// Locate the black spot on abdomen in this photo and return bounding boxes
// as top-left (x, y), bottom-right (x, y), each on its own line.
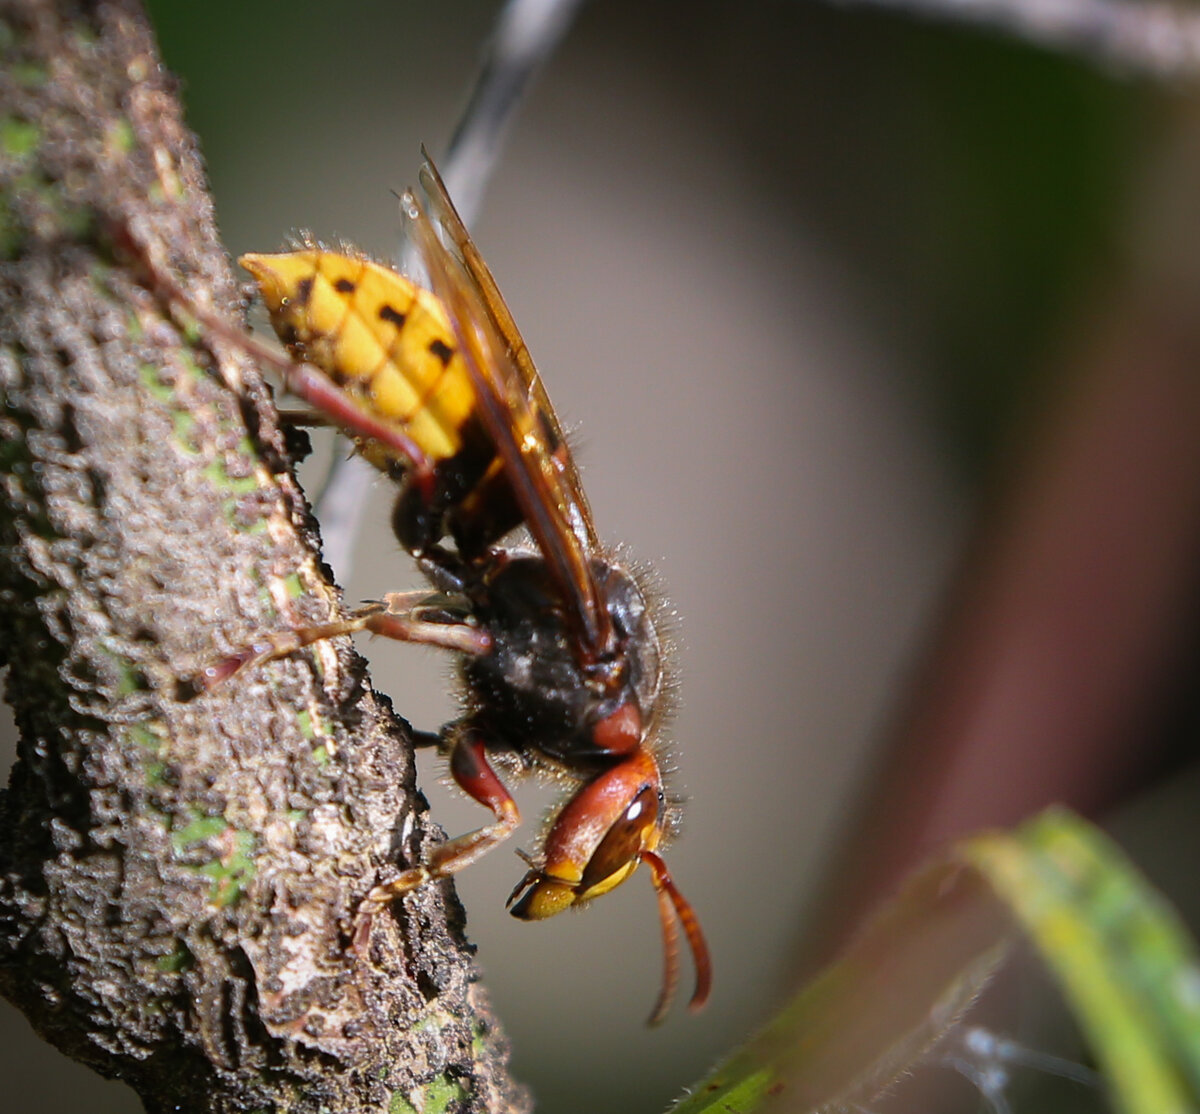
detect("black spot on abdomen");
top-left (429, 338), bottom-right (454, 366)
top-left (379, 304), bottom-right (407, 328)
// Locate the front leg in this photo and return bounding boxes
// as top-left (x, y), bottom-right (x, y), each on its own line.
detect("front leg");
top-left (361, 726), bottom-right (521, 909)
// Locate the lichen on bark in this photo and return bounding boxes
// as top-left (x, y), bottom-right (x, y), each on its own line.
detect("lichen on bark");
top-left (0, 1), bottom-right (525, 1111)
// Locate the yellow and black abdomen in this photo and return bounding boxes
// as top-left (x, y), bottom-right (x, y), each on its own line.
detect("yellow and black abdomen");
top-left (241, 250), bottom-right (520, 556)
top-left (240, 250), bottom-right (476, 464)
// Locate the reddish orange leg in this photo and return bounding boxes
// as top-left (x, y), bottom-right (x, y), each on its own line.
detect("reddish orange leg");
top-left (361, 728), bottom-right (521, 909)
top-left (642, 850), bottom-right (713, 1026)
top-left (201, 591), bottom-right (491, 689)
top-left (115, 228), bottom-right (439, 500)
top-left (267, 357), bottom-right (437, 502)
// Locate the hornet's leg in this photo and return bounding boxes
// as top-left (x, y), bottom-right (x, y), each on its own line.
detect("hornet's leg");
top-left (115, 225), bottom-right (439, 498)
top-left (362, 726), bottom-right (521, 909)
top-left (200, 591), bottom-right (491, 689)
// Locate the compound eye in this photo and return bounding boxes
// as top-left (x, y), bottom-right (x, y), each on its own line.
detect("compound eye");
top-left (579, 784), bottom-right (662, 893)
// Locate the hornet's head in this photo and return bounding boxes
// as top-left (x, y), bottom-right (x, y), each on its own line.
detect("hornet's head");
top-left (507, 746), bottom-right (711, 1025)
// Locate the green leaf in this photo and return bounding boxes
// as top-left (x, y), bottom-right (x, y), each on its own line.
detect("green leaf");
top-left (670, 861), bottom-right (1011, 1114)
top-left (965, 808), bottom-right (1200, 1114)
top-left (670, 808), bottom-right (1200, 1114)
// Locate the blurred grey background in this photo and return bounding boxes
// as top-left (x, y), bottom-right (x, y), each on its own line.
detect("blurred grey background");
top-left (5, 1), bottom-right (1193, 1112)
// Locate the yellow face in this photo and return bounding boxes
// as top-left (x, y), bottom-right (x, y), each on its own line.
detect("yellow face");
top-left (509, 779), bottom-right (663, 920)
top-left (512, 859), bottom-right (646, 920)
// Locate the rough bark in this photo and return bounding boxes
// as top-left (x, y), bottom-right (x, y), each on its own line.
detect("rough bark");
top-left (0, 1), bottom-right (526, 1111)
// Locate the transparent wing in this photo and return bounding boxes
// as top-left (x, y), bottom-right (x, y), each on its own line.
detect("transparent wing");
top-left (405, 156), bottom-right (613, 659)
top-left (417, 155), bottom-right (600, 552)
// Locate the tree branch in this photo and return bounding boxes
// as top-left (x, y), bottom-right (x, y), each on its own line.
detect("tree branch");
top-left (0, 1), bottom-right (526, 1110)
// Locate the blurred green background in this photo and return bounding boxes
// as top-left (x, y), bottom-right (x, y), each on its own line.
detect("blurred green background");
top-left (6, 1), bottom-right (1193, 1112)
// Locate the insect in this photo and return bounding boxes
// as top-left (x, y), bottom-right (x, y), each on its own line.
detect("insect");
top-left (211, 156), bottom-right (711, 1025)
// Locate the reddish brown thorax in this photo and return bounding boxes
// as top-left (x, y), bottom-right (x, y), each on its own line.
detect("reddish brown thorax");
top-left (592, 701), bottom-right (643, 754)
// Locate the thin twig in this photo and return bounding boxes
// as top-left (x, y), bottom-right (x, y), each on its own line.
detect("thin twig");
top-left (834, 0), bottom-right (1200, 78)
top-left (440, 0), bottom-right (589, 228)
top-left (314, 0), bottom-right (587, 578)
